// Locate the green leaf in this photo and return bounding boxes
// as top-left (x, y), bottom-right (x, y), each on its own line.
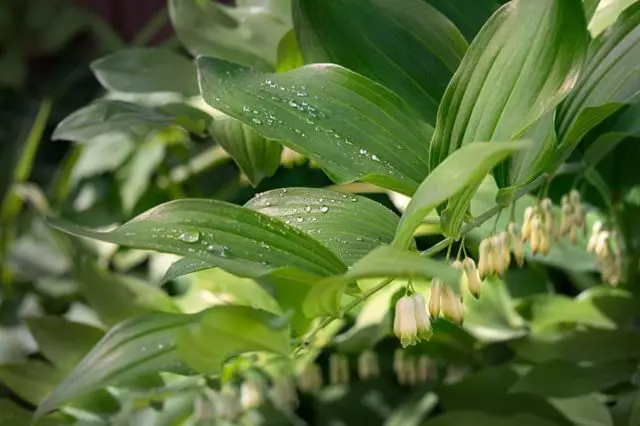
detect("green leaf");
top-left (0, 399), bottom-right (73, 426)
top-left (424, 412), bottom-right (557, 426)
top-left (53, 100), bottom-right (211, 142)
top-left (245, 187), bottom-right (401, 265)
top-left (528, 295), bottom-right (617, 332)
top-left (163, 257), bottom-right (213, 282)
top-left (423, 0), bottom-right (500, 42)
top-left (386, 392), bottom-right (438, 426)
top-left (293, 0), bottom-right (468, 123)
top-left (612, 390), bottom-right (640, 426)
top-left (196, 57), bottom-right (433, 195)
top-left (549, 394), bottom-right (614, 426)
top-left (429, 0), bottom-right (588, 234)
top-left (277, 29), bottom-right (304, 72)
top-left (463, 277), bottom-right (527, 342)
top-left (70, 131), bottom-right (137, 179)
top-left (511, 360), bottom-right (636, 398)
top-left (34, 312), bottom-right (199, 419)
top-left (588, 0), bottom-right (638, 36)
top-left (394, 141), bottom-right (528, 246)
top-left (48, 199), bottom-right (346, 280)
top-left (556, 3), bottom-right (640, 161)
top-left (176, 306), bottom-right (289, 374)
top-left (302, 245), bottom-right (460, 317)
top-left (91, 48), bottom-right (199, 96)
top-left (169, 0), bottom-right (290, 70)
top-left (209, 114), bottom-right (282, 187)
top-left (25, 316), bottom-right (104, 371)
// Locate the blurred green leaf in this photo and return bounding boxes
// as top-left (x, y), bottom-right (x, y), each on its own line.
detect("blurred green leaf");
top-left (424, 412), bottom-right (557, 426)
top-left (49, 199), bottom-right (346, 279)
top-left (548, 394), bottom-right (614, 426)
top-left (293, 0), bottom-right (468, 123)
top-left (209, 114), bottom-right (282, 187)
top-left (385, 392), bottom-right (438, 426)
top-left (556, 3), bottom-right (640, 162)
top-left (25, 316), bottom-right (104, 371)
top-left (395, 141), bottom-right (528, 245)
top-left (176, 305), bottom-right (289, 374)
top-left (169, 0), bottom-right (290, 70)
top-left (512, 360), bottom-right (635, 398)
top-left (245, 187), bottom-right (401, 265)
top-left (423, 0), bottom-right (500, 42)
top-left (612, 390), bottom-right (640, 426)
top-left (35, 312), bottom-right (199, 419)
top-left (197, 57), bottom-right (433, 195)
top-left (0, 399), bottom-right (74, 426)
top-left (528, 294), bottom-right (617, 332)
top-left (91, 48), bottom-right (199, 95)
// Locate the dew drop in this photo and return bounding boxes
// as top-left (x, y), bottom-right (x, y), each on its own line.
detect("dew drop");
top-left (304, 205), bottom-right (312, 212)
top-left (320, 206), bottom-right (329, 213)
top-left (251, 118), bottom-right (262, 125)
top-left (371, 154), bottom-right (379, 161)
top-left (178, 231), bottom-right (200, 243)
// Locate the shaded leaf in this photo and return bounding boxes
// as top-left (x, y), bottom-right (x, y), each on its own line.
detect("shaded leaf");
top-left (245, 187), bottom-right (401, 265)
top-left (0, 399), bottom-right (73, 426)
top-left (549, 394), bottom-right (614, 426)
top-left (35, 312), bottom-right (199, 419)
top-left (528, 294), bottom-right (617, 332)
top-left (424, 411), bottom-right (557, 426)
top-left (209, 114), bottom-right (282, 186)
top-left (293, 0), bottom-right (468, 123)
top-left (395, 141), bottom-right (528, 246)
top-left (49, 199), bottom-right (346, 280)
top-left (512, 360), bottom-right (635, 397)
top-left (588, 0), bottom-right (638, 36)
top-left (91, 48), bottom-right (199, 95)
top-left (197, 57), bottom-right (433, 195)
top-left (169, 0), bottom-right (290, 70)
top-left (176, 306), bottom-right (289, 373)
top-left (423, 0), bottom-right (500, 42)
top-left (612, 390), bottom-right (640, 426)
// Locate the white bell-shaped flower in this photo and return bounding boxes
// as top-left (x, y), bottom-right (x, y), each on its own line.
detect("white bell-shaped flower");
top-left (412, 293), bottom-right (432, 340)
top-left (394, 295), bottom-right (418, 347)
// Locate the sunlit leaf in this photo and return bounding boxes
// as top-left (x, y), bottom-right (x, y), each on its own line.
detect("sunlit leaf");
top-left (588, 0), bottom-right (638, 36)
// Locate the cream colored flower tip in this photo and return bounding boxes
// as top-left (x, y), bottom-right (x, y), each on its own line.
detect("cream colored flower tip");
top-left (240, 379), bottom-right (264, 410)
top-left (529, 216), bottom-right (542, 254)
top-left (522, 206), bottom-right (537, 241)
top-left (428, 278), bottom-right (442, 319)
top-left (463, 257), bottom-right (482, 299)
top-left (490, 235), bottom-right (505, 277)
top-left (508, 223), bottom-right (525, 266)
top-left (412, 293), bottom-right (433, 340)
top-left (441, 286), bottom-right (464, 326)
top-left (358, 350), bottom-right (379, 381)
top-left (394, 295), bottom-right (418, 347)
top-left (587, 221), bottom-right (603, 253)
top-left (478, 238), bottom-right (491, 279)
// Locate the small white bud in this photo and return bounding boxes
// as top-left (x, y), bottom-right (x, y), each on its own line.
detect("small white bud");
top-left (241, 379), bottom-right (264, 410)
top-left (595, 231), bottom-right (611, 264)
top-left (490, 235), bottom-right (504, 277)
top-left (441, 286), bottom-right (464, 326)
top-left (569, 189), bottom-right (581, 205)
top-left (412, 293), bottom-right (432, 340)
top-left (587, 221), bottom-right (603, 253)
top-left (463, 258), bottom-right (481, 299)
top-left (522, 206), bottom-right (535, 242)
top-left (508, 223), bottom-right (525, 267)
top-left (402, 357), bottom-right (417, 386)
top-left (539, 227), bottom-right (550, 256)
top-left (428, 278), bottom-right (442, 319)
top-left (530, 217), bottom-right (542, 254)
top-left (394, 296), bottom-right (418, 347)
top-left (560, 196), bottom-right (573, 236)
top-left (329, 353), bottom-right (349, 386)
top-left (500, 231), bottom-right (511, 271)
top-left (478, 238), bottom-right (491, 279)
top-left (451, 259), bottom-right (466, 300)
top-left (417, 355), bottom-right (435, 383)
top-left (541, 198), bottom-right (557, 240)
top-left (358, 350), bottom-right (379, 381)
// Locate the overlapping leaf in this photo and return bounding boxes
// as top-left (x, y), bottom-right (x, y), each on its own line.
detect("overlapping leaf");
top-left (428, 0), bottom-right (589, 236)
top-left (197, 57), bottom-right (433, 195)
top-left (48, 199), bottom-right (346, 280)
top-left (293, 0), bottom-right (468, 123)
top-left (245, 187), bottom-right (401, 265)
top-left (423, 0), bottom-right (501, 42)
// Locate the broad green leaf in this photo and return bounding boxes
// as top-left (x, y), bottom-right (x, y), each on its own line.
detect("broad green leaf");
top-left (302, 245), bottom-right (460, 317)
top-left (0, 400), bottom-right (74, 426)
top-left (169, 0), bottom-right (290, 70)
top-left (429, 0), bottom-right (588, 234)
top-left (70, 131), bottom-right (137, 180)
top-left (245, 187), bottom-right (401, 265)
top-left (394, 141), bottom-right (528, 246)
top-left (277, 29), bottom-right (304, 72)
top-left (209, 114), bottom-right (282, 186)
top-left (25, 316), bottom-right (104, 371)
top-left (293, 0), bottom-right (468, 123)
top-left (424, 412), bottom-right (557, 426)
top-left (386, 393), bottom-right (438, 426)
top-left (588, 0), bottom-right (638, 36)
top-left (528, 295), bottom-right (617, 332)
top-left (53, 100), bottom-right (211, 142)
top-left (197, 57), bottom-right (433, 195)
top-left (91, 48), bottom-right (199, 96)
top-left (48, 199), bottom-right (346, 280)
top-left (34, 312), bottom-right (199, 419)
top-left (463, 277), bottom-right (527, 342)
top-left (423, 0), bottom-right (501, 42)
top-left (511, 360), bottom-right (636, 397)
top-left (556, 3), bottom-right (640, 161)
top-left (549, 394), bottom-right (614, 426)
top-left (612, 390), bottom-right (640, 426)
top-left (176, 306), bottom-right (289, 374)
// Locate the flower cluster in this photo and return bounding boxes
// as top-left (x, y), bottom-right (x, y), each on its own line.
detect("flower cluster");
top-left (587, 221), bottom-right (621, 285)
top-left (393, 293), bottom-right (433, 347)
top-left (394, 350), bottom-right (437, 386)
top-left (428, 276), bottom-right (464, 325)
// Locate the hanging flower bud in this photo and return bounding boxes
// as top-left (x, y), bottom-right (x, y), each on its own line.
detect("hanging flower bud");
top-left (417, 355), bottom-right (435, 383)
top-left (569, 190), bottom-right (586, 234)
top-left (521, 206), bottom-right (536, 242)
top-left (241, 379), bottom-right (264, 410)
top-left (394, 296), bottom-right (418, 347)
top-left (595, 231), bottom-right (611, 264)
top-left (298, 362), bottom-right (323, 394)
top-left (428, 278), bottom-right (442, 319)
top-left (540, 198), bottom-right (557, 240)
top-left (218, 386), bottom-right (241, 420)
top-left (358, 350), bottom-right (379, 381)
top-left (412, 293), bottom-right (433, 340)
top-left (587, 221), bottom-right (603, 253)
top-left (500, 231), bottom-right (511, 270)
top-left (490, 235), bottom-right (505, 277)
top-left (539, 226), bottom-right (550, 256)
top-left (451, 260), bottom-right (466, 300)
top-left (270, 378), bottom-right (298, 411)
top-left (393, 349), bottom-right (404, 374)
top-left (478, 238), bottom-right (491, 279)
top-left (508, 223), bottom-right (525, 267)
top-left (530, 216), bottom-right (542, 254)
top-left (441, 287), bottom-right (464, 326)
top-left (569, 223), bottom-right (578, 244)
top-left (402, 357), bottom-right (417, 386)
top-left (462, 258), bottom-right (481, 298)
top-left (560, 195), bottom-right (574, 236)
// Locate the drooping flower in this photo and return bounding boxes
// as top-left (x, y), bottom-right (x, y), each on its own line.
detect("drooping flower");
top-left (521, 206), bottom-right (536, 242)
top-left (541, 198), bottom-right (557, 240)
top-left (240, 379), bottom-right (264, 410)
top-left (357, 350), bottom-right (379, 381)
top-left (490, 235), bottom-right (505, 277)
top-left (500, 230), bottom-right (511, 270)
top-left (412, 293), bottom-right (433, 340)
top-left (560, 195), bottom-right (574, 236)
top-left (329, 353), bottom-right (349, 385)
top-left (463, 257), bottom-right (482, 298)
top-left (508, 222), bottom-right (525, 266)
top-left (428, 278), bottom-right (442, 319)
top-left (394, 296), bottom-right (418, 347)
top-left (530, 216), bottom-right (542, 254)
top-left (587, 221), bottom-right (603, 253)
top-left (478, 238), bottom-right (491, 279)
top-left (441, 286), bottom-right (464, 326)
